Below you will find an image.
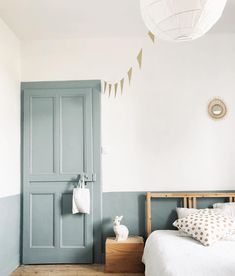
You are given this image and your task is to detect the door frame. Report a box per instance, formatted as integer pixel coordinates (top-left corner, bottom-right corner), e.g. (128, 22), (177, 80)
(21, 80), (102, 263)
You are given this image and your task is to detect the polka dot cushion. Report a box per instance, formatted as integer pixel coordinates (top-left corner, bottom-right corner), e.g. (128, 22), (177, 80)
(173, 209), (235, 246)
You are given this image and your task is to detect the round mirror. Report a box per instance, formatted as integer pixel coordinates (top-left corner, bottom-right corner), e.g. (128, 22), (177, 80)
(212, 104), (223, 115)
(208, 99), (227, 120)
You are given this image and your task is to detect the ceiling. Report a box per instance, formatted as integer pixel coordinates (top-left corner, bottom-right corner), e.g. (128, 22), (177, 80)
(0, 0), (234, 40)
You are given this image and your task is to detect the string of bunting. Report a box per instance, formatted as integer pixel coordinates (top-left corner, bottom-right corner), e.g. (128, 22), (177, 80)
(103, 31), (155, 97)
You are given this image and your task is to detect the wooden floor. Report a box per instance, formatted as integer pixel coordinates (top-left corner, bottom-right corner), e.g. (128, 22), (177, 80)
(11, 265), (144, 276)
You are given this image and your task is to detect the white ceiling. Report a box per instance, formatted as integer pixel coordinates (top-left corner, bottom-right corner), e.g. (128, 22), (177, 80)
(0, 0), (234, 40)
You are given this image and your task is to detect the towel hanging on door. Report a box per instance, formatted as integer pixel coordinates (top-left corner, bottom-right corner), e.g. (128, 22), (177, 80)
(72, 177), (90, 214)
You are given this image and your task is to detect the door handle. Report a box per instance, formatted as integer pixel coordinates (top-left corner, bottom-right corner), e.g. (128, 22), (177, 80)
(74, 173), (96, 188)
(85, 173), (96, 182)
(77, 173), (96, 183)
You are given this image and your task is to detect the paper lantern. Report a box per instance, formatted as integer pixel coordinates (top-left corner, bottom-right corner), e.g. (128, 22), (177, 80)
(140, 0), (227, 42)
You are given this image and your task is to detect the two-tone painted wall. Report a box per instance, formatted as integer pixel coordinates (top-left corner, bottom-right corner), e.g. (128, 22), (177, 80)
(0, 18), (21, 275)
(1, 16), (235, 267)
(20, 34), (235, 257)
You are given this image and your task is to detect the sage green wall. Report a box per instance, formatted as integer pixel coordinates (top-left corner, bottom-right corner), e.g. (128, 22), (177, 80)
(1, 192), (230, 268)
(0, 15), (21, 276)
(0, 194), (20, 276)
(102, 191), (228, 249)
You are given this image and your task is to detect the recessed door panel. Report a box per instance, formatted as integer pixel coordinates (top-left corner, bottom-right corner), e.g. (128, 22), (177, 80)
(60, 193), (85, 247)
(31, 97), (55, 174)
(30, 193), (54, 248)
(60, 96), (84, 173)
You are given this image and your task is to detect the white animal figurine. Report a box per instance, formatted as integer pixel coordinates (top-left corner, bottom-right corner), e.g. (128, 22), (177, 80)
(113, 215), (129, 242)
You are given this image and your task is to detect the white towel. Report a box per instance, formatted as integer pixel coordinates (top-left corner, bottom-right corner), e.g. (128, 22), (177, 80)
(72, 184), (90, 214)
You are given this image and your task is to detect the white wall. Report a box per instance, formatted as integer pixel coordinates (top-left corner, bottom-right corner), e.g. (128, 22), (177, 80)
(0, 18), (21, 198)
(21, 34), (235, 192)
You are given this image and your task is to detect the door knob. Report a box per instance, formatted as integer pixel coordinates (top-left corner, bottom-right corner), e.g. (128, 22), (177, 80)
(77, 173), (96, 183)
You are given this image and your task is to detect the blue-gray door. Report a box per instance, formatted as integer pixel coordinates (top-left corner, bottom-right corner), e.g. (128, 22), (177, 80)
(22, 81), (101, 264)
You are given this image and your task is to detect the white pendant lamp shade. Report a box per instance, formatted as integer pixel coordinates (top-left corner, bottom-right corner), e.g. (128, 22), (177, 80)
(140, 0), (227, 42)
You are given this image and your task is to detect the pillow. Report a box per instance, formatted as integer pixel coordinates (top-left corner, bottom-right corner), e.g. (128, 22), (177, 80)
(175, 207), (235, 239)
(176, 207), (235, 238)
(213, 202), (235, 208)
(176, 207), (235, 218)
(176, 207), (199, 219)
(213, 204), (235, 219)
(213, 205), (235, 241)
(176, 208), (199, 237)
(173, 209), (235, 246)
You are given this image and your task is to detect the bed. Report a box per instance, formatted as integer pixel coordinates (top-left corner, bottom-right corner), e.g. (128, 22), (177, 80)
(142, 192), (235, 276)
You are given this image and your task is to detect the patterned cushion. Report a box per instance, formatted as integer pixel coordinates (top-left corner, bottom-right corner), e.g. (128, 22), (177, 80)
(176, 208), (199, 237)
(173, 209), (235, 246)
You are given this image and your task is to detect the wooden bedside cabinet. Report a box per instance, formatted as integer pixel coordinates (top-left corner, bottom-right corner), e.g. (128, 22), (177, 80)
(105, 236), (145, 273)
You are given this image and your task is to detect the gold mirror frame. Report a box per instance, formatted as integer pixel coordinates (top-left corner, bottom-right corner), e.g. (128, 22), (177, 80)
(208, 98), (227, 120)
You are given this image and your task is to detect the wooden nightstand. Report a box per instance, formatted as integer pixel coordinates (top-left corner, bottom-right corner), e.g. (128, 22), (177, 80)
(105, 236), (145, 273)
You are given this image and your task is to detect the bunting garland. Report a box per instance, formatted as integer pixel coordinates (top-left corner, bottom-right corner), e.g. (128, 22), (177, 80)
(103, 31), (155, 97)
(148, 31), (155, 43)
(127, 68), (132, 84)
(103, 81), (107, 93)
(108, 83), (112, 97)
(114, 83), (118, 97)
(120, 78), (124, 94)
(137, 49), (143, 69)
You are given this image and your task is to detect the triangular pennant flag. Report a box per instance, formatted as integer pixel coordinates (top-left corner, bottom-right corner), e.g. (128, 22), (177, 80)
(114, 83), (118, 98)
(127, 68), (132, 84)
(148, 31), (155, 43)
(108, 84), (112, 97)
(137, 49), (143, 69)
(103, 81), (107, 93)
(120, 78), (124, 94)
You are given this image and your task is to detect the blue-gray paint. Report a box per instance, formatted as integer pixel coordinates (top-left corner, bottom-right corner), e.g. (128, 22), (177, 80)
(0, 194), (20, 276)
(1, 191), (231, 268)
(21, 80), (102, 264)
(102, 191), (232, 254)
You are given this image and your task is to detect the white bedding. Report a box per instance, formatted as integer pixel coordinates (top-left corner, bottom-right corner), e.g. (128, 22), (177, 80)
(142, 230), (235, 276)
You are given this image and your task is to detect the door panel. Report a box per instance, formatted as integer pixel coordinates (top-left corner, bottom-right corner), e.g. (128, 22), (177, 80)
(30, 193), (55, 248)
(22, 83), (99, 264)
(60, 96), (84, 173)
(60, 193), (85, 247)
(31, 97), (55, 174)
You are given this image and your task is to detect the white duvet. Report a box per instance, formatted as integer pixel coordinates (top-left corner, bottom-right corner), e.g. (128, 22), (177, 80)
(142, 230), (235, 276)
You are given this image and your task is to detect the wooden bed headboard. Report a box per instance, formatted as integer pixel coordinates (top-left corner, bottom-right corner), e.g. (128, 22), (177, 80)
(146, 192), (235, 237)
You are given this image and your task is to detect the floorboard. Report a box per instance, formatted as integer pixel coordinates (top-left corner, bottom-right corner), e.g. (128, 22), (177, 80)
(11, 265), (144, 276)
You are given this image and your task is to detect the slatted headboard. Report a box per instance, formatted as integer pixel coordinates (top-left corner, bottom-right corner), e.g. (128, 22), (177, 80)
(146, 192), (235, 237)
